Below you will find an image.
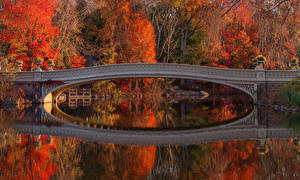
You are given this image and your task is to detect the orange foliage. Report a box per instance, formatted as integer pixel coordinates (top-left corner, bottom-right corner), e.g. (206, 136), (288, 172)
(116, 1), (156, 64)
(115, 1), (157, 92)
(98, 144), (156, 180)
(0, 0), (59, 71)
(118, 145), (156, 180)
(69, 56), (86, 69)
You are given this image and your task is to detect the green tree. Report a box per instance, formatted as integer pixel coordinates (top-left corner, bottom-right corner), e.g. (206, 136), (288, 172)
(281, 78), (300, 107)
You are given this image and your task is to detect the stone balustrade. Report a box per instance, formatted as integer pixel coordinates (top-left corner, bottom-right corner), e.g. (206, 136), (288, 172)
(8, 63), (299, 82)
(2, 63), (300, 103)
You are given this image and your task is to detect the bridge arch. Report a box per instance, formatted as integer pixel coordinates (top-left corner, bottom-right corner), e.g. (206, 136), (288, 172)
(42, 64), (258, 103)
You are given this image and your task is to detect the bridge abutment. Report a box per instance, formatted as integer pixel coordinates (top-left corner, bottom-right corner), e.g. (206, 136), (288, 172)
(256, 82), (286, 105)
(14, 81), (43, 104)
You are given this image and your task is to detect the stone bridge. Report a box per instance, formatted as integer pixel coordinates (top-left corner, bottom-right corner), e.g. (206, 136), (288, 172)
(4, 63), (300, 103)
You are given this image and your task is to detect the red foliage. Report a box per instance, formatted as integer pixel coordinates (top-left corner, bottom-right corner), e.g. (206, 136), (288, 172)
(222, 25), (259, 68)
(69, 56), (86, 69)
(0, 0), (59, 71)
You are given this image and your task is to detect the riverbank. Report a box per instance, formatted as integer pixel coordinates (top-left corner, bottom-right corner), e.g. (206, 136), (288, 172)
(257, 104), (300, 113)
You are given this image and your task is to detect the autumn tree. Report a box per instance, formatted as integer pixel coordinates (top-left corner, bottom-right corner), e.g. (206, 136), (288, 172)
(147, 0), (179, 63)
(222, 24), (259, 68)
(54, 0), (85, 69)
(0, 0), (59, 71)
(169, 0), (208, 64)
(116, 0), (156, 64)
(251, 0), (300, 69)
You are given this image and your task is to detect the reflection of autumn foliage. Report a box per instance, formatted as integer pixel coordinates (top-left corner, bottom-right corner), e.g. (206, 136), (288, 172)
(210, 104), (237, 123)
(53, 138), (82, 180)
(215, 141), (259, 180)
(90, 100), (120, 127)
(89, 81), (164, 128)
(96, 144), (156, 180)
(184, 139), (300, 179)
(184, 140), (259, 179)
(0, 135), (58, 180)
(257, 139), (300, 178)
(119, 102), (157, 128)
(0, 108), (25, 125)
(190, 104), (237, 124)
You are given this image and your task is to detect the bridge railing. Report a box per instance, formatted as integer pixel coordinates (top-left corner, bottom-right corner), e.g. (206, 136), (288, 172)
(265, 70), (300, 81)
(2, 63), (299, 82)
(34, 63), (258, 82)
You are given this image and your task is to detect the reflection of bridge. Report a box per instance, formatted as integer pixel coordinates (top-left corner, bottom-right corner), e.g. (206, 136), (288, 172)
(14, 122), (297, 145)
(13, 107), (299, 145)
(8, 63), (300, 103)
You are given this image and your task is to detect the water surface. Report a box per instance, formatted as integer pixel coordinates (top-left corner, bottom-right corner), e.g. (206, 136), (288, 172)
(0, 79), (299, 179)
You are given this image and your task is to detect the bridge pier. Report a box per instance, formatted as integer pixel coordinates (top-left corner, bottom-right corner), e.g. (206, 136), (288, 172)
(14, 81), (43, 104)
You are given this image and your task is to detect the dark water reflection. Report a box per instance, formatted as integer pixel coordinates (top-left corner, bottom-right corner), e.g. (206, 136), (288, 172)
(0, 131), (299, 179)
(56, 79), (253, 129)
(0, 79), (300, 179)
(0, 107), (299, 179)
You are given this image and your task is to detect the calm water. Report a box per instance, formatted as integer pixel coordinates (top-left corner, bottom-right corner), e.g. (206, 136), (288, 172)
(0, 79), (299, 179)
(56, 79), (253, 130)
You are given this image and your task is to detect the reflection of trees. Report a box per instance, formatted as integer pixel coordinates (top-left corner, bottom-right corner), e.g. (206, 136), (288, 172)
(285, 113), (300, 135)
(159, 104), (177, 128)
(64, 93), (246, 129)
(0, 72), (29, 107)
(0, 133), (83, 180)
(80, 143), (156, 180)
(118, 102), (157, 128)
(257, 139), (300, 179)
(0, 135), (58, 179)
(62, 79), (254, 129)
(170, 141), (260, 179)
(176, 140), (300, 179)
(92, 80), (122, 97)
(90, 99), (121, 126)
(0, 108), (25, 129)
(184, 99), (238, 128)
(1, 133), (299, 179)
(53, 138), (82, 180)
(150, 145), (181, 179)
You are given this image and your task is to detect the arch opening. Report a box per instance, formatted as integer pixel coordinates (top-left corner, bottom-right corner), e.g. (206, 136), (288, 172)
(47, 77), (254, 130)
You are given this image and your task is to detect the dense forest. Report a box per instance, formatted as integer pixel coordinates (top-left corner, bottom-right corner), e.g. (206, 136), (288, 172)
(1, 0), (300, 71)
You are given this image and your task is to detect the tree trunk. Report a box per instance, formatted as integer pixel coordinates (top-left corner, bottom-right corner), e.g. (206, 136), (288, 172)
(180, 25), (188, 87)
